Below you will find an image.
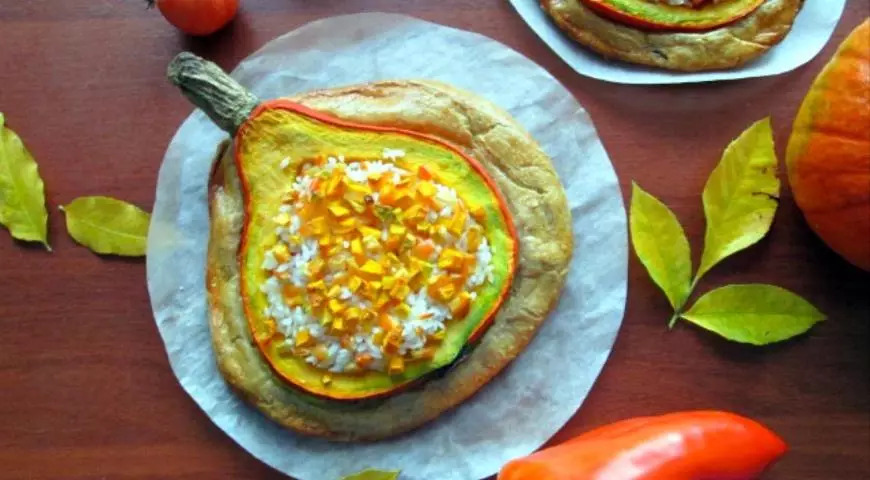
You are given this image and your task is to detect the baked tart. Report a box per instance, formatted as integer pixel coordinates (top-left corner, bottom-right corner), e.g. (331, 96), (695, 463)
(541, 0), (804, 71)
(167, 53), (572, 440)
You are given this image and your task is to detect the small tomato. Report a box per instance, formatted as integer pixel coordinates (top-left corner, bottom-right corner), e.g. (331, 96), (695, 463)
(148, 0), (239, 36)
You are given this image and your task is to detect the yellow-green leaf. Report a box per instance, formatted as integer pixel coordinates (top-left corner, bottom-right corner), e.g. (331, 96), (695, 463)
(630, 182), (692, 310)
(697, 118), (780, 281)
(341, 470), (400, 480)
(60, 196), (150, 256)
(681, 284), (824, 345)
(0, 113), (50, 250)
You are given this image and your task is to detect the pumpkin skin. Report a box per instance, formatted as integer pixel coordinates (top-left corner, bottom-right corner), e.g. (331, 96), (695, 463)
(787, 19), (870, 272)
(579, 0), (766, 32)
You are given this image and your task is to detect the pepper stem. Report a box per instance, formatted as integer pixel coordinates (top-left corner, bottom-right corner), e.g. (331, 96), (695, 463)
(167, 52), (259, 135)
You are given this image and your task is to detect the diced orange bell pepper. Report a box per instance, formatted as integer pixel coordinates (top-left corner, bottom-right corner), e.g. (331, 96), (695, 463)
(355, 353), (374, 369)
(449, 207), (468, 235)
(254, 319), (276, 343)
(418, 165), (434, 181)
(324, 174), (343, 197)
(304, 216), (328, 236)
(388, 356), (405, 375)
(417, 181), (437, 199)
(379, 313), (396, 332)
(380, 184), (399, 206)
(412, 240), (436, 260)
(295, 329), (313, 348)
(466, 225), (483, 252)
(359, 259), (385, 276)
(328, 202), (351, 218)
(274, 212), (292, 227)
(469, 204), (486, 223)
(449, 292), (472, 318)
(271, 244), (291, 263)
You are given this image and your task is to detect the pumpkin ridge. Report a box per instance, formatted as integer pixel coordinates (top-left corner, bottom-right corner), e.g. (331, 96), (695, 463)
(800, 199), (870, 214)
(796, 128), (870, 145)
(793, 163), (870, 178)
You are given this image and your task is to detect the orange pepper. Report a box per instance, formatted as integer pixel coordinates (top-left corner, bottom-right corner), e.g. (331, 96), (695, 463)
(498, 411), (787, 480)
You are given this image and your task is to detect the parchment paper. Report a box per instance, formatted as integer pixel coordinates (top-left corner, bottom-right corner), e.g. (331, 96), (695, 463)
(509, 0), (846, 84)
(146, 13), (627, 480)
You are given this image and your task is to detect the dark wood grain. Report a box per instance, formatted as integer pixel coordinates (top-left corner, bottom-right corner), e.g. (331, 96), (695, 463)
(1, 1), (868, 479)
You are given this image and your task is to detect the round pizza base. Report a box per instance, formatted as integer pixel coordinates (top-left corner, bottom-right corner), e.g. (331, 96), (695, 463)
(540, 0), (803, 71)
(207, 80), (573, 441)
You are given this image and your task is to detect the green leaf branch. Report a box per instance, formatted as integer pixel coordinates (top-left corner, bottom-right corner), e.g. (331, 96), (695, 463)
(630, 118), (825, 345)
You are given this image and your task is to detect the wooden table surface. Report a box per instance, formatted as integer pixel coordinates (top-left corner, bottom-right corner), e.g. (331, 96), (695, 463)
(1, 1), (868, 479)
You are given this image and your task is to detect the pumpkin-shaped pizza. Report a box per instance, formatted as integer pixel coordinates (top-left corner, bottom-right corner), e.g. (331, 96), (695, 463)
(167, 53), (572, 440)
(541, 0), (805, 71)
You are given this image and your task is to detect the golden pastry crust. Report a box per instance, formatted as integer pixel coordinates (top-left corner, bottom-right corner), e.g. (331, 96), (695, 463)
(540, 0), (803, 71)
(206, 80), (573, 441)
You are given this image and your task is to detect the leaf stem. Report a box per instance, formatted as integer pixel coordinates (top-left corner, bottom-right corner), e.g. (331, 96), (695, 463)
(668, 310), (681, 329)
(670, 278), (700, 329)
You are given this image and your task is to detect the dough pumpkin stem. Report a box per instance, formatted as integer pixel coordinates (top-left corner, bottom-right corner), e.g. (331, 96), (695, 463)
(167, 52), (260, 135)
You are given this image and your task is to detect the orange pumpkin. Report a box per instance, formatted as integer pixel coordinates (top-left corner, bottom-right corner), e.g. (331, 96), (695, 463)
(787, 19), (870, 271)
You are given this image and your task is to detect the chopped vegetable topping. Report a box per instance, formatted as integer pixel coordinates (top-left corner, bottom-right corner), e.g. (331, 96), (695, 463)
(258, 151), (495, 377)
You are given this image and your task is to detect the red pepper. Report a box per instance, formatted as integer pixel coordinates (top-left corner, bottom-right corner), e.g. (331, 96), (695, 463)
(499, 411), (787, 480)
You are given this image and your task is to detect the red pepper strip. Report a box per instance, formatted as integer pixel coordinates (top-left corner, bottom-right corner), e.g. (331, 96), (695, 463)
(499, 411), (787, 480)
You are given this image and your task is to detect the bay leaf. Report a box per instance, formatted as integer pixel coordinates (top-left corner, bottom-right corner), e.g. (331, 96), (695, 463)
(681, 284), (825, 345)
(60, 196), (150, 256)
(697, 118), (780, 281)
(341, 470), (400, 480)
(0, 113), (50, 250)
(630, 182), (693, 310)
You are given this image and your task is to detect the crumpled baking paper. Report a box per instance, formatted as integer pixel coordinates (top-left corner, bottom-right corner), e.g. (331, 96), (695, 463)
(147, 13), (627, 480)
(509, 0), (847, 85)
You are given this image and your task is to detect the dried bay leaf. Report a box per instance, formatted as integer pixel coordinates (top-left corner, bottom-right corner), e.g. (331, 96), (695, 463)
(681, 284), (825, 345)
(630, 182), (692, 310)
(697, 118), (780, 281)
(0, 113), (50, 250)
(60, 196), (150, 256)
(341, 470), (400, 480)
